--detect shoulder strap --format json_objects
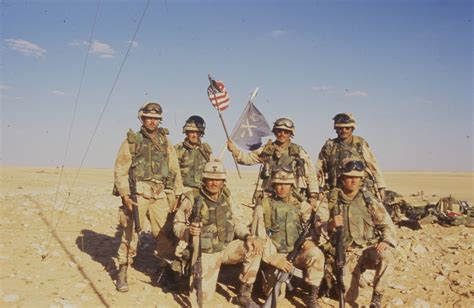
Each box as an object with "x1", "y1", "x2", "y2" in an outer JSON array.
[
  {"x1": 126, "y1": 129, "x2": 142, "y2": 156},
  {"x1": 198, "y1": 143, "x2": 212, "y2": 162},
  {"x1": 288, "y1": 143, "x2": 301, "y2": 156}
]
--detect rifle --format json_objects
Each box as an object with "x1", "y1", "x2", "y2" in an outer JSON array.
[
  {"x1": 334, "y1": 204, "x2": 345, "y2": 308},
  {"x1": 190, "y1": 196, "x2": 203, "y2": 308},
  {"x1": 128, "y1": 167, "x2": 141, "y2": 233},
  {"x1": 263, "y1": 211, "x2": 319, "y2": 308}
]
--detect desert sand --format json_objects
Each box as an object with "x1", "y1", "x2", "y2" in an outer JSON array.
[{"x1": 0, "y1": 166, "x2": 473, "y2": 307}]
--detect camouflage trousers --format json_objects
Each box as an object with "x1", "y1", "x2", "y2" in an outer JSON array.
[
  {"x1": 117, "y1": 194, "x2": 175, "y2": 265},
  {"x1": 188, "y1": 239, "x2": 262, "y2": 306},
  {"x1": 343, "y1": 245, "x2": 395, "y2": 304},
  {"x1": 263, "y1": 239, "x2": 325, "y2": 286}
]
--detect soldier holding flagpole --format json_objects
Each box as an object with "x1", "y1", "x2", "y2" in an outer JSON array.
[{"x1": 227, "y1": 116, "x2": 319, "y2": 207}]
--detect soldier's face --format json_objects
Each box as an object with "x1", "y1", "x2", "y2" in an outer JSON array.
[
  {"x1": 274, "y1": 129, "x2": 291, "y2": 143},
  {"x1": 186, "y1": 130, "x2": 201, "y2": 144},
  {"x1": 274, "y1": 183, "x2": 292, "y2": 198},
  {"x1": 203, "y1": 178, "x2": 225, "y2": 194},
  {"x1": 142, "y1": 116, "x2": 160, "y2": 132},
  {"x1": 335, "y1": 126, "x2": 353, "y2": 140},
  {"x1": 341, "y1": 175, "x2": 362, "y2": 193}
]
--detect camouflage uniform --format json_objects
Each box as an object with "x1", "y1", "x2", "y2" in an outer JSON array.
[
  {"x1": 175, "y1": 142, "x2": 212, "y2": 193},
  {"x1": 229, "y1": 118, "x2": 318, "y2": 197},
  {"x1": 173, "y1": 162, "x2": 262, "y2": 306},
  {"x1": 316, "y1": 113, "x2": 386, "y2": 196},
  {"x1": 259, "y1": 195, "x2": 325, "y2": 287},
  {"x1": 114, "y1": 104, "x2": 184, "y2": 267},
  {"x1": 327, "y1": 187, "x2": 397, "y2": 305},
  {"x1": 175, "y1": 115, "x2": 212, "y2": 193},
  {"x1": 317, "y1": 136, "x2": 386, "y2": 193},
  {"x1": 252, "y1": 169, "x2": 326, "y2": 307}
]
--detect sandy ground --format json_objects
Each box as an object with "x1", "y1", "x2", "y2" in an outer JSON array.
[{"x1": 0, "y1": 166, "x2": 473, "y2": 307}]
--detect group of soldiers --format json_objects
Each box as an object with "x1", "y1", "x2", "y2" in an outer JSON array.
[{"x1": 112, "y1": 101, "x2": 397, "y2": 307}]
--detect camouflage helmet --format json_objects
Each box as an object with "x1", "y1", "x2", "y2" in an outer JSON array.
[
  {"x1": 202, "y1": 159, "x2": 226, "y2": 180},
  {"x1": 271, "y1": 167, "x2": 296, "y2": 186},
  {"x1": 182, "y1": 115, "x2": 206, "y2": 135},
  {"x1": 333, "y1": 113, "x2": 356, "y2": 129},
  {"x1": 339, "y1": 158, "x2": 364, "y2": 177},
  {"x1": 138, "y1": 101, "x2": 163, "y2": 120},
  {"x1": 272, "y1": 117, "x2": 295, "y2": 135}
]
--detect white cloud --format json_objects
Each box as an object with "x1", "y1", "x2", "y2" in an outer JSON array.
[
  {"x1": 5, "y1": 38, "x2": 46, "y2": 57},
  {"x1": 69, "y1": 39, "x2": 88, "y2": 47},
  {"x1": 89, "y1": 40, "x2": 115, "y2": 58},
  {"x1": 51, "y1": 90, "x2": 74, "y2": 96},
  {"x1": 345, "y1": 90, "x2": 368, "y2": 97},
  {"x1": 312, "y1": 85, "x2": 333, "y2": 92},
  {"x1": 0, "y1": 84, "x2": 12, "y2": 91},
  {"x1": 269, "y1": 30, "x2": 287, "y2": 39}
]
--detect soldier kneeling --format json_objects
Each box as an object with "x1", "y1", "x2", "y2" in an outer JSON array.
[
  {"x1": 257, "y1": 167, "x2": 326, "y2": 308},
  {"x1": 173, "y1": 159, "x2": 263, "y2": 308},
  {"x1": 325, "y1": 158, "x2": 397, "y2": 307}
]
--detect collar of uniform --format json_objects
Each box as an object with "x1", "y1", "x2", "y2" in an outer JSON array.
[
  {"x1": 339, "y1": 189, "x2": 361, "y2": 204},
  {"x1": 273, "y1": 140, "x2": 291, "y2": 151},
  {"x1": 183, "y1": 138, "x2": 201, "y2": 149},
  {"x1": 274, "y1": 193, "x2": 292, "y2": 203},
  {"x1": 200, "y1": 186, "x2": 224, "y2": 203},
  {"x1": 336, "y1": 135, "x2": 353, "y2": 145}
]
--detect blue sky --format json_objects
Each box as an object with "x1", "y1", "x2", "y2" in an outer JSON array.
[{"x1": 1, "y1": 0, "x2": 472, "y2": 171}]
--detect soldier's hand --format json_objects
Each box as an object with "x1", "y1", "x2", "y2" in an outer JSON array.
[
  {"x1": 121, "y1": 195, "x2": 137, "y2": 212},
  {"x1": 189, "y1": 222, "x2": 201, "y2": 236},
  {"x1": 375, "y1": 241, "x2": 390, "y2": 254},
  {"x1": 245, "y1": 235, "x2": 264, "y2": 256},
  {"x1": 227, "y1": 140, "x2": 238, "y2": 154},
  {"x1": 274, "y1": 258, "x2": 293, "y2": 273},
  {"x1": 317, "y1": 169, "x2": 324, "y2": 180},
  {"x1": 378, "y1": 188, "x2": 386, "y2": 201},
  {"x1": 329, "y1": 214, "x2": 343, "y2": 230},
  {"x1": 308, "y1": 197, "x2": 319, "y2": 209}
]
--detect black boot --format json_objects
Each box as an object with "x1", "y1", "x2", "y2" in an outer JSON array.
[
  {"x1": 370, "y1": 291, "x2": 382, "y2": 308},
  {"x1": 304, "y1": 285, "x2": 320, "y2": 308},
  {"x1": 238, "y1": 283, "x2": 259, "y2": 308},
  {"x1": 116, "y1": 264, "x2": 129, "y2": 292}
]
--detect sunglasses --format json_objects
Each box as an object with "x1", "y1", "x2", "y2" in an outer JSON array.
[
  {"x1": 275, "y1": 119, "x2": 294, "y2": 129},
  {"x1": 273, "y1": 165, "x2": 294, "y2": 173},
  {"x1": 334, "y1": 113, "x2": 353, "y2": 124},
  {"x1": 342, "y1": 160, "x2": 364, "y2": 173}
]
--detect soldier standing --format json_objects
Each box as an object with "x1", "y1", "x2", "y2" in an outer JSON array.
[
  {"x1": 316, "y1": 113, "x2": 386, "y2": 200},
  {"x1": 227, "y1": 117, "x2": 319, "y2": 206},
  {"x1": 326, "y1": 158, "x2": 397, "y2": 307},
  {"x1": 175, "y1": 116, "x2": 212, "y2": 194},
  {"x1": 257, "y1": 168, "x2": 326, "y2": 308},
  {"x1": 113, "y1": 101, "x2": 184, "y2": 292},
  {"x1": 173, "y1": 160, "x2": 263, "y2": 307}
]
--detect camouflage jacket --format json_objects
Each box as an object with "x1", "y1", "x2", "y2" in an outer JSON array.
[
  {"x1": 175, "y1": 140, "x2": 212, "y2": 189},
  {"x1": 316, "y1": 135, "x2": 386, "y2": 190},
  {"x1": 328, "y1": 188, "x2": 396, "y2": 249},
  {"x1": 173, "y1": 187, "x2": 251, "y2": 250},
  {"x1": 114, "y1": 128, "x2": 184, "y2": 199},
  {"x1": 231, "y1": 139, "x2": 318, "y2": 194}
]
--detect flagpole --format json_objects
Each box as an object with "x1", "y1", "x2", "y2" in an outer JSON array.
[{"x1": 208, "y1": 74, "x2": 242, "y2": 179}]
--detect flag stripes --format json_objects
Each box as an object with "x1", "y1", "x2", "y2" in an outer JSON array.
[{"x1": 207, "y1": 80, "x2": 230, "y2": 111}]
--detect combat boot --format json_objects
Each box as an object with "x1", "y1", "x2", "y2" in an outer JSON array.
[
  {"x1": 237, "y1": 283, "x2": 259, "y2": 308},
  {"x1": 116, "y1": 264, "x2": 129, "y2": 292},
  {"x1": 304, "y1": 285, "x2": 321, "y2": 308},
  {"x1": 370, "y1": 291, "x2": 382, "y2": 308}
]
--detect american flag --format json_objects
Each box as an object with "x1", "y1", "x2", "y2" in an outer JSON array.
[{"x1": 207, "y1": 79, "x2": 230, "y2": 111}]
